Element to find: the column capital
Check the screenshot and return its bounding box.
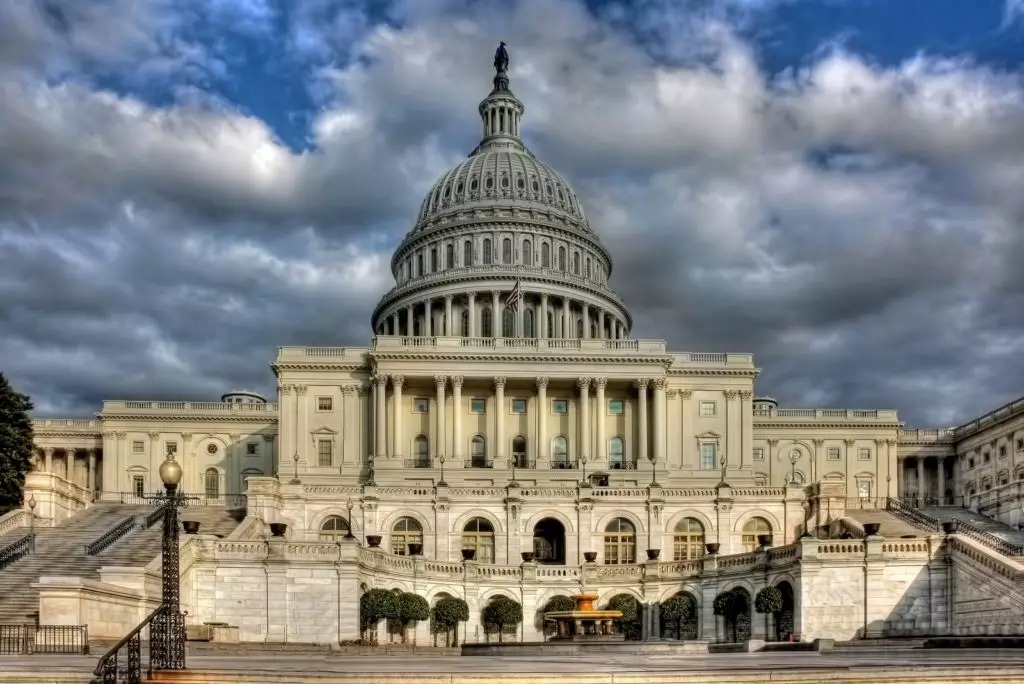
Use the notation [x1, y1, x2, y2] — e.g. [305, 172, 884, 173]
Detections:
[494, 376, 506, 390]
[148, 431, 160, 440]
[813, 439, 824, 447]
[738, 390, 753, 399]
[295, 384, 308, 396]
[65, 446, 77, 455]
[536, 377, 549, 390]
[358, 385, 370, 397]
[450, 376, 464, 390]
[372, 375, 387, 388]
[444, 293, 453, 303]
[341, 385, 358, 396]
[280, 384, 294, 395]
[115, 432, 127, 440]
[87, 448, 97, 457]
[844, 439, 856, 447]
[467, 290, 477, 299]
[540, 292, 549, 301]
[679, 389, 693, 398]
[391, 374, 405, 389]
[652, 378, 666, 390]
[43, 446, 55, 455]
[874, 438, 885, 447]
[491, 289, 501, 298]
[634, 379, 650, 391]
[724, 389, 738, 399]
[576, 377, 592, 391]
[593, 377, 607, 390]
[434, 375, 447, 390]
[767, 438, 778, 447]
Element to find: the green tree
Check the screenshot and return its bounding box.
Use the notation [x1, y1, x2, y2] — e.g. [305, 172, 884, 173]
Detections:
[360, 588, 399, 644]
[755, 586, 785, 641]
[481, 596, 523, 643]
[0, 373, 33, 510]
[540, 595, 577, 636]
[396, 592, 430, 643]
[713, 589, 748, 643]
[659, 594, 697, 640]
[607, 594, 641, 640]
[433, 596, 469, 647]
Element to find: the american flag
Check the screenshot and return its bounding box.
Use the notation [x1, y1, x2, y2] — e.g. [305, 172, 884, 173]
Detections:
[504, 278, 524, 312]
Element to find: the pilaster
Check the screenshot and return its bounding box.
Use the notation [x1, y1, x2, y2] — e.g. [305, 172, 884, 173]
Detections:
[536, 377, 549, 468]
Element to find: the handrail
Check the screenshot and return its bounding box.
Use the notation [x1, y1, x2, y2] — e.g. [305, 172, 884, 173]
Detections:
[85, 517, 137, 556]
[948, 519, 1024, 557]
[0, 533, 35, 570]
[885, 497, 940, 532]
[144, 505, 167, 529]
[93, 604, 167, 683]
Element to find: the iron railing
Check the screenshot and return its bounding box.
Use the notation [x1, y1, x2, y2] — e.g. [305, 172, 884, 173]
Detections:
[94, 604, 185, 683]
[111, 491, 247, 507]
[85, 517, 138, 556]
[144, 505, 167, 529]
[885, 498, 941, 532]
[0, 624, 89, 655]
[464, 458, 494, 469]
[510, 456, 536, 469]
[609, 460, 636, 470]
[0, 533, 35, 570]
[550, 461, 577, 470]
[404, 458, 432, 468]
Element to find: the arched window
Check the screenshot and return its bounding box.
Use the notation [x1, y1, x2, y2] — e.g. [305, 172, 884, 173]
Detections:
[416, 252, 424, 276]
[546, 312, 553, 338]
[319, 515, 350, 541]
[576, 319, 583, 338]
[471, 435, 487, 467]
[461, 310, 470, 337]
[391, 517, 423, 556]
[558, 246, 566, 271]
[483, 238, 492, 265]
[413, 434, 429, 467]
[523, 240, 532, 265]
[673, 518, 705, 561]
[430, 248, 438, 273]
[512, 435, 527, 467]
[609, 437, 625, 469]
[204, 468, 219, 499]
[603, 518, 636, 565]
[524, 309, 534, 338]
[502, 238, 512, 264]
[502, 309, 514, 337]
[573, 252, 580, 274]
[482, 307, 493, 337]
[541, 243, 550, 268]
[552, 436, 569, 467]
[462, 518, 495, 563]
[586, 257, 592, 278]
[446, 243, 454, 268]
[741, 517, 772, 552]
[464, 241, 473, 266]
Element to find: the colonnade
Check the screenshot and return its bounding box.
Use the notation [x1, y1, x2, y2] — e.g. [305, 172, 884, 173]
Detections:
[33, 446, 99, 491]
[897, 455, 955, 503]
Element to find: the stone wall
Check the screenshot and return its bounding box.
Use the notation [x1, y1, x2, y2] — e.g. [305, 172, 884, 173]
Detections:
[948, 535, 1024, 635]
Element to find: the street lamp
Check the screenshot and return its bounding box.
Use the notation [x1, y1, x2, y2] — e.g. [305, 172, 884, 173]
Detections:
[150, 447, 187, 671]
[27, 494, 36, 537]
[438, 455, 446, 487]
[508, 456, 518, 485]
[289, 450, 301, 485]
[345, 498, 356, 539]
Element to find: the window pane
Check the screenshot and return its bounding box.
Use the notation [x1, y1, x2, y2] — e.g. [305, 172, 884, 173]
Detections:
[318, 440, 332, 466]
[512, 399, 527, 414]
[553, 400, 568, 414]
[413, 398, 429, 413]
[608, 400, 624, 414]
[471, 398, 486, 413]
[700, 444, 717, 470]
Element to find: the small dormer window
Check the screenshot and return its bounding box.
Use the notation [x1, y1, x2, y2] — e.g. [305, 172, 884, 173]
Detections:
[485, 176, 493, 190]
[516, 176, 525, 190]
[471, 178, 479, 191]
[456, 181, 464, 195]
[545, 182, 553, 196]
[531, 179, 539, 193]
[500, 175, 509, 189]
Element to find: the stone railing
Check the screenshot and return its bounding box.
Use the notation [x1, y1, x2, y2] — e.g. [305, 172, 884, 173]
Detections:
[276, 346, 368, 362]
[0, 509, 30, 537]
[371, 336, 668, 355]
[32, 419, 102, 432]
[100, 401, 278, 414]
[898, 428, 956, 442]
[753, 408, 899, 421]
[954, 395, 1024, 440]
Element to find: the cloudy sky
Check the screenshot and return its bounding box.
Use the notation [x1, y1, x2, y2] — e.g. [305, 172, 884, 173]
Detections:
[2, 0, 1023, 427]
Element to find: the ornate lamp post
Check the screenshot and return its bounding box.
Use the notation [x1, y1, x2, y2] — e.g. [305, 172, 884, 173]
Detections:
[289, 450, 301, 485]
[438, 455, 446, 487]
[150, 447, 188, 671]
[508, 457, 518, 485]
[345, 498, 356, 539]
[27, 494, 36, 537]
[578, 453, 589, 485]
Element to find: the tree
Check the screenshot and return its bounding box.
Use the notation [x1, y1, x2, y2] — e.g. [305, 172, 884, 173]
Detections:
[659, 594, 697, 640]
[755, 586, 785, 641]
[607, 594, 641, 640]
[713, 589, 748, 643]
[360, 588, 399, 644]
[433, 596, 469, 647]
[481, 596, 523, 643]
[540, 595, 576, 636]
[0, 373, 33, 510]
[396, 592, 429, 643]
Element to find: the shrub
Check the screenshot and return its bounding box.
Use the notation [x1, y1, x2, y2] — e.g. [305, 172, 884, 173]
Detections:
[433, 596, 469, 647]
[396, 592, 430, 643]
[360, 588, 399, 644]
[755, 586, 785, 640]
[713, 590, 749, 643]
[660, 594, 697, 640]
[540, 595, 577, 636]
[482, 596, 523, 643]
[607, 594, 641, 640]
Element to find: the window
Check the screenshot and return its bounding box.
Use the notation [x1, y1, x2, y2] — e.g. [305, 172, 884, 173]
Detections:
[511, 399, 527, 414]
[603, 518, 636, 565]
[317, 396, 333, 411]
[471, 398, 486, 414]
[552, 399, 568, 414]
[586, 257, 592, 278]
[413, 398, 429, 413]
[413, 435, 429, 465]
[246, 443, 258, 455]
[858, 480, 871, 498]
[523, 240, 532, 265]
[460, 310, 469, 336]
[417, 252, 424, 275]
[470, 435, 487, 467]
[319, 516, 350, 541]
[524, 309, 535, 337]
[573, 252, 580, 274]
[502, 309, 514, 337]
[968, 457, 975, 469]
[464, 241, 473, 266]
[462, 518, 495, 563]
[673, 518, 705, 561]
[207, 443, 218, 455]
[858, 447, 871, 461]
[552, 436, 569, 465]
[446, 243, 454, 268]
[984, 451, 991, 463]
[502, 238, 512, 264]
[999, 471, 1009, 486]
[608, 400, 624, 415]
[483, 238, 492, 265]
[1000, 444, 1007, 457]
[609, 437, 625, 468]
[741, 517, 772, 552]
[547, 312, 554, 338]
[132, 440, 144, 453]
[133, 475, 145, 497]
[753, 447, 764, 461]
[700, 443, 717, 470]
[317, 440, 333, 467]
[430, 248, 438, 273]
[166, 442, 178, 455]
[204, 468, 219, 498]
[541, 243, 550, 268]
[512, 436, 527, 467]
[482, 307, 493, 337]
[558, 246, 566, 271]
[827, 447, 840, 461]
[1018, 438, 1024, 451]
[391, 517, 423, 556]
[699, 401, 716, 417]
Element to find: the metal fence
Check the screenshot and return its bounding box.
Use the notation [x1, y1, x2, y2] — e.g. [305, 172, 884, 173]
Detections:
[0, 624, 89, 655]
[0, 534, 34, 570]
[109, 491, 247, 507]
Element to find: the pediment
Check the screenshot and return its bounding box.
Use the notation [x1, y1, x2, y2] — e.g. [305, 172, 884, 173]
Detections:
[310, 426, 339, 436]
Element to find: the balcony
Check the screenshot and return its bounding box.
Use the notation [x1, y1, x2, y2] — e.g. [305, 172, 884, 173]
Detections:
[464, 458, 494, 469]
[510, 455, 535, 469]
[608, 460, 636, 470]
[404, 458, 433, 469]
[753, 407, 899, 422]
[101, 401, 279, 416]
[372, 335, 668, 355]
[550, 460, 577, 470]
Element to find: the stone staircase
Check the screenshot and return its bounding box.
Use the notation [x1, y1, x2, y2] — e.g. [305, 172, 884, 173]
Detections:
[917, 507, 1024, 551]
[839, 509, 930, 539]
[0, 504, 244, 624]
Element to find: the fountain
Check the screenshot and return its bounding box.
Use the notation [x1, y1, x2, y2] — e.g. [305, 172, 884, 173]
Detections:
[544, 593, 623, 641]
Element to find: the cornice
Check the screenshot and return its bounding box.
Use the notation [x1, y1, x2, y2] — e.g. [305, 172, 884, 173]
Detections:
[367, 352, 672, 365]
[668, 368, 761, 378]
[33, 430, 103, 438]
[272, 363, 368, 374]
[99, 412, 279, 423]
[753, 420, 901, 430]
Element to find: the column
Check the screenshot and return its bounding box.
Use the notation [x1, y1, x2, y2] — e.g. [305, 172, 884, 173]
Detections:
[65, 447, 77, 483]
[468, 292, 477, 337]
[44, 447, 53, 474]
[494, 377, 506, 464]
[577, 378, 591, 462]
[897, 456, 905, 498]
[598, 310, 606, 340]
[582, 304, 590, 339]
[937, 457, 946, 504]
[540, 295, 549, 339]
[562, 299, 570, 338]
[517, 292, 525, 338]
[536, 378, 549, 465]
[917, 457, 926, 502]
[451, 376, 463, 459]
[405, 306, 414, 337]
[636, 380, 649, 463]
[680, 390, 693, 468]
[390, 312, 397, 335]
[434, 376, 447, 459]
[594, 378, 606, 464]
[391, 375, 404, 459]
[374, 375, 387, 458]
[653, 379, 666, 466]
[491, 290, 500, 338]
[87, 449, 96, 491]
[424, 299, 432, 336]
[444, 295, 453, 336]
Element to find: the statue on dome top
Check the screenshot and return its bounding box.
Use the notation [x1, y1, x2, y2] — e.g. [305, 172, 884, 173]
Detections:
[494, 41, 509, 73]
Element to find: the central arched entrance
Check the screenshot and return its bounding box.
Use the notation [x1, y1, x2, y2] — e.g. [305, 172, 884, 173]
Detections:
[533, 518, 566, 564]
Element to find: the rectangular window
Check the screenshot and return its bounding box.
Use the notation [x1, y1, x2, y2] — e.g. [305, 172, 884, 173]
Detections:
[317, 396, 333, 411]
[700, 443, 717, 470]
[470, 398, 486, 414]
[968, 457, 975, 470]
[552, 399, 569, 415]
[858, 447, 871, 461]
[132, 441, 144, 453]
[413, 398, 429, 413]
[753, 447, 764, 461]
[1018, 438, 1023, 450]
[608, 399, 624, 415]
[827, 447, 840, 461]
[858, 481, 871, 498]
[1000, 444, 1007, 457]
[699, 401, 716, 417]
[317, 440, 333, 467]
[246, 443, 258, 456]
[166, 442, 178, 455]
[984, 452, 991, 463]
[133, 475, 145, 497]
[511, 398, 527, 414]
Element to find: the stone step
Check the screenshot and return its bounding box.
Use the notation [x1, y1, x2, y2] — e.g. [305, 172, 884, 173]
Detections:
[918, 508, 1024, 548]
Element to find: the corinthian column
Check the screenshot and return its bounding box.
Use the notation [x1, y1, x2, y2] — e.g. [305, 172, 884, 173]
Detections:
[44, 447, 54, 474]
[635, 380, 649, 463]
[434, 376, 447, 460]
[494, 377, 506, 464]
[451, 376, 463, 459]
[391, 375, 404, 459]
[653, 378, 667, 466]
[577, 378, 591, 464]
[468, 292, 477, 337]
[540, 295, 549, 339]
[374, 375, 387, 458]
[594, 378, 607, 464]
[537, 377, 549, 466]
[491, 290, 501, 338]
[444, 295, 453, 336]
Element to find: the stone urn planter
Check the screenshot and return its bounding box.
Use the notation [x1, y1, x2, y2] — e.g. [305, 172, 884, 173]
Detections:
[942, 521, 958, 534]
[366, 534, 382, 548]
[758, 534, 774, 548]
[863, 522, 881, 536]
[521, 551, 535, 562]
[705, 543, 720, 555]
[646, 548, 661, 560]
[461, 548, 476, 561]
[182, 520, 201, 535]
[407, 542, 423, 556]
[583, 551, 598, 562]
[269, 522, 288, 537]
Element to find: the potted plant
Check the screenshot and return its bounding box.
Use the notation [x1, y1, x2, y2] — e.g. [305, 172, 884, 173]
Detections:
[758, 534, 774, 548]
[461, 548, 476, 561]
[269, 522, 288, 537]
[366, 534, 382, 548]
[863, 522, 881, 536]
[942, 521, 957, 534]
[520, 551, 535, 562]
[705, 543, 720, 555]
[408, 542, 423, 556]
[646, 548, 661, 560]
[583, 551, 598, 562]
[182, 520, 201, 535]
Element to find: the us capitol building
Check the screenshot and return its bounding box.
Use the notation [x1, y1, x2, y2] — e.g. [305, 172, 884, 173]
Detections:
[25, 48, 1024, 645]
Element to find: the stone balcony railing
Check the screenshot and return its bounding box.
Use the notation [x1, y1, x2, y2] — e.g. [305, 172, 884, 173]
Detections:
[32, 419, 103, 433]
[753, 407, 899, 422]
[898, 428, 957, 443]
[955, 395, 1024, 440]
[100, 401, 279, 415]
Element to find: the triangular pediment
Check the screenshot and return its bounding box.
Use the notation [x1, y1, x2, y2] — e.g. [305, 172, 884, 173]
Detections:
[310, 426, 339, 436]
